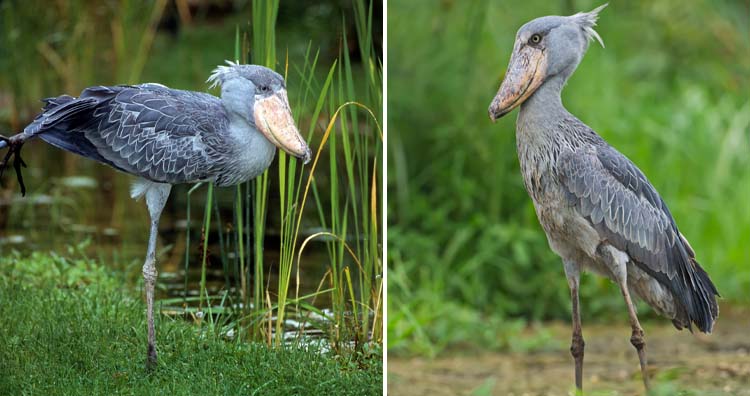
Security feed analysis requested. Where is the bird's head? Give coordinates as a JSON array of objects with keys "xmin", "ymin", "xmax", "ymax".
[
  {"xmin": 208, "ymin": 62, "xmax": 311, "ymax": 164},
  {"xmin": 488, "ymin": 4, "xmax": 607, "ymax": 121}
]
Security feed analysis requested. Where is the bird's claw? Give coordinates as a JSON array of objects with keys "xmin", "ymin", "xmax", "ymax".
[{"xmin": 0, "ymin": 134, "xmax": 28, "ymax": 196}]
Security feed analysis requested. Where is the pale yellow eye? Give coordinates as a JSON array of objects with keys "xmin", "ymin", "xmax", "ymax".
[{"xmin": 530, "ymin": 34, "xmax": 541, "ymax": 44}]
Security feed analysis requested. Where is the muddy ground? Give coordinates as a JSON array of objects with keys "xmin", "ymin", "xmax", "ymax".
[{"xmin": 389, "ymin": 307, "xmax": 750, "ymax": 395}]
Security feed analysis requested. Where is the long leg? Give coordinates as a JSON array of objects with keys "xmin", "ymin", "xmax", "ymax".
[
  {"xmin": 563, "ymin": 261, "xmax": 585, "ymax": 392},
  {"xmin": 617, "ymin": 279, "xmax": 650, "ymax": 390},
  {"xmin": 142, "ymin": 181, "xmax": 171, "ymax": 369},
  {"xmin": 599, "ymin": 244, "xmax": 651, "ymax": 390}
]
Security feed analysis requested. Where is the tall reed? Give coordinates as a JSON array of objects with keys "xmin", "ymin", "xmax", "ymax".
[
  {"xmin": 241, "ymin": 0, "xmax": 383, "ymax": 349},
  {"xmin": 1, "ymin": 0, "xmax": 383, "ymax": 352},
  {"xmin": 304, "ymin": 1, "xmax": 383, "ymax": 350}
]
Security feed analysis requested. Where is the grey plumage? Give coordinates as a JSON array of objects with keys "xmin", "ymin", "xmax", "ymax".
[
  {"xmin": 557, "ymin": 122, "xmax": 718, "ymax": 332},
  {"xmin": 6, "ymin": 62, "xmax": 307, "ymax": 189},
  {"xmin": 26, "ymin": 84, "xmax": 233, "ymax": 185},
  {"xmin": 0, "ymin": 62, "xmax": 311, "ymax": 368},
  {"xmin": 488, "ymin": 4, "xmax": 718, "ymax": 391},
  {"xmin": 207, "ymin": 62, "xmax": 284, "ymax": 90}
]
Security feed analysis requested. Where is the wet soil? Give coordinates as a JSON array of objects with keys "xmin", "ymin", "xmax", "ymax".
[{"xmin": 388, "ymin": 307, "xmax": 750, "ymax": 395}]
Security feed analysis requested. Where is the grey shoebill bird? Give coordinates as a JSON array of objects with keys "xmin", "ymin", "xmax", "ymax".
[
  {"xmin": 0, "ymin": 62, "xmax": 311, "ymax": 367},
  {"xmin": 487, "ymin": 4, "xmax": 718, "ymax": 391}
]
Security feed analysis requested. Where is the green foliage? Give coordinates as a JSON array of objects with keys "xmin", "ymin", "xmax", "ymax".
[
  {"xmin": 0, "ymin": 252, "xmax": 381, "ymax": 395},
  {"xmin": 388, "ymin": 0, "xmax": 750, "ymax": 356},
  {"xmin": 310, "ymin": 0, "xmax": 384, "ymax": 352},
  {"xmin": 0, "ymin": 244, "xmax": 120, "ymax": 291}
]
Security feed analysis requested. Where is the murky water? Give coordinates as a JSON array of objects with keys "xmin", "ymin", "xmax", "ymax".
[{"xmin": 389, "ymin": 306, "xmax": 750, "ymax": 396}]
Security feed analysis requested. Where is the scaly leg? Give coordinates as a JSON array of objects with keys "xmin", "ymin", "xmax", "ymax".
[
  {"xmin": 0, "ymin": 133, "xmax": 29, "ymax": 195},
  {"xmin": 617, "ymin": 280, "xmax": 651, "ymax": 390},
  {"xmin": 141, "ymin": 181, "xmax": 171, "ymax": 369},
  {"xmin": 143, "ymin": 220, "xmax": 160, "ymax": 368},
  {"xmin": 598, "ymin": 244, "xmax": 651, "ymax": 390},
  {"xmin": 563, "ymin": 261, "xmax": 585, "ymax": 392}
]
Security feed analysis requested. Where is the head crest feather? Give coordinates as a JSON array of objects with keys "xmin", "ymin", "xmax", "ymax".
[
  {"xmin": 207, "ymin": 60, "xmax": 241, "ymax": 89},
  {"xmin": 571, "ymin": 3, "xmax": 607, "ymax": 48}
]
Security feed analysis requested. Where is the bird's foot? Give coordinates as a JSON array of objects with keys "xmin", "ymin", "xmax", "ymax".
[
  {"xmin": 0, "ymin": 134, "xmax": 28, "ymax": 196},
  {"xmin": 145, "ymin": 345, "xmax": 158, "ymax": 371}
]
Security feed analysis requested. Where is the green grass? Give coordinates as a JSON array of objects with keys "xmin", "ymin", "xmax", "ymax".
[
  {"xmin": 388, "ymin": 0, "xmax": 750, "ymax": 356},
  {"xmin": 0, "ymin": 252, "xmax": 381, "ymax": 395}
]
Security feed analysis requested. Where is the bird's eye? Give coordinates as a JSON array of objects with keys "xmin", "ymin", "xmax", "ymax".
[
  {"xmin": 260, "ymin": 85, "xmax": 270, "ymax": 93},
  {"xmin": 529, "ymin": 34, "xmax": 542, "ymax": 44}
]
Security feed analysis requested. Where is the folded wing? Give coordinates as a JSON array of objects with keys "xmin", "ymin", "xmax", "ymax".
[
  {"xmin": 25, "ymin": 84, "xmax": 231, "ymax": 184},
  {"xmin": 558, "ymin": 141, "xmax": 718, "ymax": 332}
]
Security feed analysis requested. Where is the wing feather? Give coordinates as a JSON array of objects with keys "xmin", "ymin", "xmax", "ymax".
[
  {"xmin": 558, "ymin": 145, "xmax": 718, "ymax": 332},
  {"xmin": 32, "ymin": 84, "xmax": 231, "ymax": 184}
]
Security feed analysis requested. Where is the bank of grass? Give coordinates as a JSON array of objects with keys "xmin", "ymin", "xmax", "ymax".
[{"xmin": 0, "ymin": 252, "xmax": 382, "ymax": 396}]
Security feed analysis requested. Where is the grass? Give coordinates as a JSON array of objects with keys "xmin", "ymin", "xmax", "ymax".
[
  {"xmin": 388, "ymin": 0, "xmax": 750, "ymax": 356},
  {"xmin": 0, "ymin": 251, "xmax": 381, "ymax": 395}
]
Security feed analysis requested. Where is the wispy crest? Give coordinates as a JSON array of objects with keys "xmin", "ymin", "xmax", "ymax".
[
  {"xmin": 571, "ymin": 3, "xmax": 607, "ymax": 48},
  {"xmin": 206, "ymin": 60, "xmax": 241, "ymax": 89}
]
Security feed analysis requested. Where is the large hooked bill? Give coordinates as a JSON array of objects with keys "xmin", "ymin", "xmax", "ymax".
[
  {"xmin": 253, "ymin": 89, "xmax": 311, "ymax": 164},
  {"xmin": 488, "ymin": 42, "xmax": 547, "ymax": 121}
]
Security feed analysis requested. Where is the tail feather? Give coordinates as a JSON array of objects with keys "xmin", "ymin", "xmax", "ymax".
[
  {"xmin": 670, "ymin": 234, "xmax": 719, "ymax": 333},
  {"xmin": 690, "ymin": 257, "xmax": 720, "ymax": 332},
  {"xmin": 635, "ymin": 233, "xmax": 719, "ymax": 334}
]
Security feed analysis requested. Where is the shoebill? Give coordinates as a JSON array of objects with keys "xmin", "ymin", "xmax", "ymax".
[
  {"xmin": 487, "ymin": 4, "xmax": 718, "ymax": 391},
  {"xmin": 0, "ymin": 62, "xmax": 311, "ymax": 368}
]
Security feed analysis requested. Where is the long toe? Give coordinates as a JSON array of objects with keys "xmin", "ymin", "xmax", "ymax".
[
  {"xmin": 0, "ymin": 148, "xmax": 15, "ymax": 180},
  {"xmin": 13, "ymin": 148, "xmax": 27, "ymax": 196}
]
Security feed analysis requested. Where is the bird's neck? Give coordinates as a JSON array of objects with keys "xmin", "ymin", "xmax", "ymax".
[
  {"xmin": 221, "ymin": 112, "xmax": 276, "ymax": 185},
  {"xmin": 226, "ymin": 111, "xmax": 252, "ymax": 128},
  {"xmin": 518, "ymin": 74, "xmax": 569, "ymax": 124},
  {"xmin": 515, "ymin": 74, "xmax": 572, "ymax": 190}
]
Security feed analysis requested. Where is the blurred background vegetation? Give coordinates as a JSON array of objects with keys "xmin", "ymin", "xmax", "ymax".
[
  {"xmin": 0, "ymin": 0, "xmax": 382, "ymax": 369},
  {"xmin": 388, "ymin": 0, "xmax": 749, "ymax": 357}
]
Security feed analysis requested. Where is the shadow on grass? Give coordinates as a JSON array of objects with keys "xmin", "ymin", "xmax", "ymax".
[{"xmin": 0, "ymin": 252, "xmax": 382, "ymax": 395}]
